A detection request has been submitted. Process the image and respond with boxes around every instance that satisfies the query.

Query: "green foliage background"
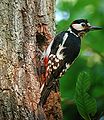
[55,0,104,119]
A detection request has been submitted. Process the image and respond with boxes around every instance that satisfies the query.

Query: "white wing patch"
[53,66,57,70]
[45,39,54,57]
[56,44,65,60]
[56,33,68,60]
[62,33,68,46]
[49,54,55,58]
[55,57,59,62]
[66,63,70,69]
[59,63,71,77]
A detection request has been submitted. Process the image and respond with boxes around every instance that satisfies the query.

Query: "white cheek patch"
[72,24,84,31]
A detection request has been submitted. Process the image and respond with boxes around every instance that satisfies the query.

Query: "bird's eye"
[81,23,86,27]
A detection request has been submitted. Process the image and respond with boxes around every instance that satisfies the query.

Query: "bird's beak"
[89,26,103,31]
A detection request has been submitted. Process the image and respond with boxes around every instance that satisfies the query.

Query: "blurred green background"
[55,0,104,119]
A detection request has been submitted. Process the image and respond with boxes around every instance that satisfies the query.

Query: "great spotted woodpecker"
[39,19,102,106]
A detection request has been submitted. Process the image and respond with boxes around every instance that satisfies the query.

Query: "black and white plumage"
[46,31,81,78]
[39,19,102,106]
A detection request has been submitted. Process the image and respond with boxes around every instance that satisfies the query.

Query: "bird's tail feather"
[36,75,59,120]
[35,104,47,120]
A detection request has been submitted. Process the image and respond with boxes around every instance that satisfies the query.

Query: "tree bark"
[0,0,63,119]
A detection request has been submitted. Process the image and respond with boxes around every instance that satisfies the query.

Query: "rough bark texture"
[0,0,63,119]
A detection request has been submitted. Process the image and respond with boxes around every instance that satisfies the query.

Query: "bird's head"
[70,19,102,37]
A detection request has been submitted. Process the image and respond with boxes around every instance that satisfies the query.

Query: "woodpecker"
[39,19,102,106]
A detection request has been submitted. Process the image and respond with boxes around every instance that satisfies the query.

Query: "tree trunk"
[0,0,63,120]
